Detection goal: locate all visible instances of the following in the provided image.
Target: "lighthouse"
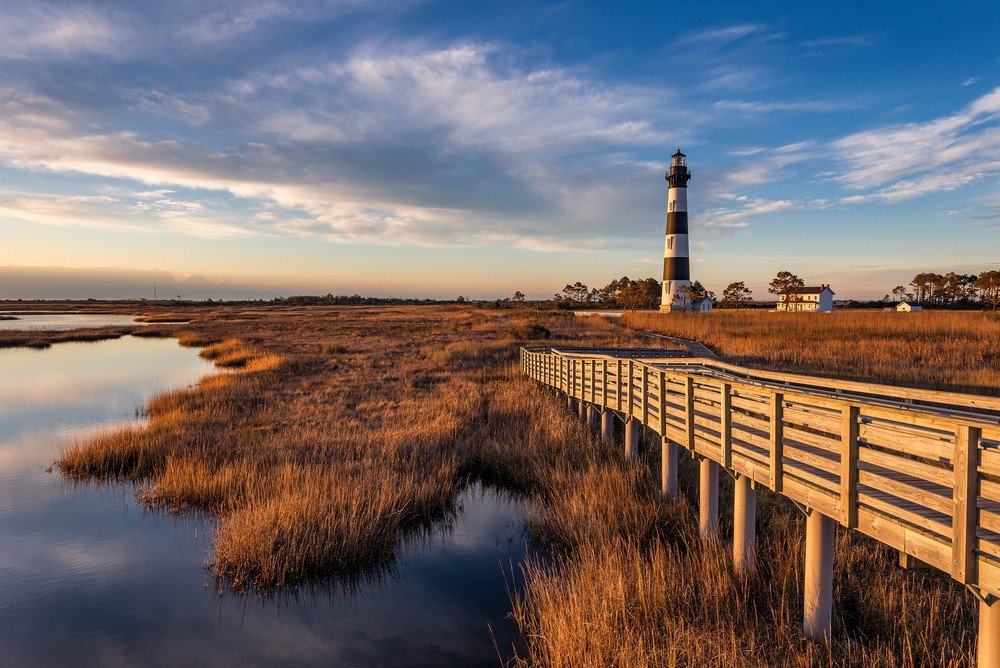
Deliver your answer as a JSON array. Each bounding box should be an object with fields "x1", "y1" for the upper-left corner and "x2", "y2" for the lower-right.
[{"x1": 660, "y1": 149, "x2": 692, "y2": 312}]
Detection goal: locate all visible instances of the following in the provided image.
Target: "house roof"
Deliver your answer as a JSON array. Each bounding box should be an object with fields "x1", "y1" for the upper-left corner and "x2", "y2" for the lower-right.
[
  {"x1": 691, "y1": 297, "x2": 712, "y2": 305},
  {"x1": 785, "y1": 286, "x2": 834, "y2": 295}
]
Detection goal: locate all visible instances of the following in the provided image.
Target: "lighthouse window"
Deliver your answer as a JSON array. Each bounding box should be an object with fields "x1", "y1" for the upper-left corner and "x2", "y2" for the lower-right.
[
  {"x1": 669, "y1": 201, "x2": 675, "y2": 212},
  {"x1": 667, "y1": 237, "x2": 673, "y2": 250}
]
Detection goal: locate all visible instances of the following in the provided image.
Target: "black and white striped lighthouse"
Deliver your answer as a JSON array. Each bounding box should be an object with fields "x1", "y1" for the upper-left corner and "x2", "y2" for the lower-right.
[{"x1": 660, "y1": 149, "x2": 692, "y2": 312}]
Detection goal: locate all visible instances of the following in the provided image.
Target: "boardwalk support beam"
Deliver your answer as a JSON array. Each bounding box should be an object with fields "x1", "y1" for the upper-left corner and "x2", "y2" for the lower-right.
[
  {"x1": 662, "y1": 438, "x2": 678, "y2": 499},
  {"x1": 803, "y1": 510, "x2": 835, "y2": 641},
  {"x1": 733, "y1": 474, "x2": 756, "y2": 573},
  {"x1": 586, "y1": 404, "x2": 600, "y2": 432},
  {"x1": 625, "y1": 418, "x2": 640, "y2": 461},
  {"x1": 979, "y1": 596, "x2": 1000, "y2": 668},
  {"x1": 601, "y1": 409, "x2": 615, "y2": 443}
]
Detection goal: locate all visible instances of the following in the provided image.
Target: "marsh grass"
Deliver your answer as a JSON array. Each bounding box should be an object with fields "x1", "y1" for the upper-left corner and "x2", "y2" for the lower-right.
[
  {"x1": 0, "y1": 325, "x2": 138, "y2": 349},
  {"x1": 622, "y1": 310, "x2": 1000, "y2": 394},
  {"x1": 45, "y1": 304, "x2": 982, "y2": 664}
]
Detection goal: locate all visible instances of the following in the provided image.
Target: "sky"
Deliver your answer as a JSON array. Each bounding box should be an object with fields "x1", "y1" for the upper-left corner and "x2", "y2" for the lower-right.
[{"x1": 0, "y1": 0, "x2": 998, "y2": 301}]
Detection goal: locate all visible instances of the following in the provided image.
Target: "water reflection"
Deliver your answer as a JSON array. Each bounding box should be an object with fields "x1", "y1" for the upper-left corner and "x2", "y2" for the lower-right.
[
  {"x1": 0, "y1": 336, "x2": 526, "y2": 666},
  {"x1": 0, "y1": 313, "x2": 141, "y2": 331}
]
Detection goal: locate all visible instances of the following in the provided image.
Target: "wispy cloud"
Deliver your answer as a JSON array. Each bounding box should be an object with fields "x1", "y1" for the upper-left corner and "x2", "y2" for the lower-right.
[
  {"x1": 963, "y1": 76, "x2": 983, "y2": 87},
  {"x1": 681, "y1": 24, "x2": 770, "y2": 45},
  {"x1": 714, "y1": 99, "x2": 861, "y2": 113},
  {"x1": 0, "y1": 43, "x2": 687, "y2": 249},
  {"x1": 798, "y1": 34, "x2": 877, "y2": 50},
  {"x1": 829, "y1": 86, "x2": 1000, "y2": 201}
]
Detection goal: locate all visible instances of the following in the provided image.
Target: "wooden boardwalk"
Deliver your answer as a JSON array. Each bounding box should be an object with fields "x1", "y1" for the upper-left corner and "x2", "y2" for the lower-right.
[{"x1": 521, "y1": 345, "x2": 1000, "y2": 666}]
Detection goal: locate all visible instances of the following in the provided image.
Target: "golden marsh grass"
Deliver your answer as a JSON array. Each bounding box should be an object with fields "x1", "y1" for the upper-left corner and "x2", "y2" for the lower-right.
[{"x1": 30, "y1": 304, "x2": 985, "y2": 664}]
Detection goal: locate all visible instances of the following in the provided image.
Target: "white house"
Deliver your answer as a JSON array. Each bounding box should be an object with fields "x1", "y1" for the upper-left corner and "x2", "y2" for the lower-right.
[
  {"x1": 896, "y1": 302, "x2": 922, "y2": 312},
  {"x1": 690, "y1": 297, "x2": 714, "y2": 313},
  {"x1": 777, "y1": 285, "x2": 835, "y2": 313}
]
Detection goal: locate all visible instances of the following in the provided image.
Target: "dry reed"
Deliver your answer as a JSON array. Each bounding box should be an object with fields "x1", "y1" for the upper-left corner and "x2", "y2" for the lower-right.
[
  {"x1": 622, "y1": 310, "x2": 1000, "y2": 394},
  {"x1": 37, "y1": 304, "x2": 983, "y2": 664}
]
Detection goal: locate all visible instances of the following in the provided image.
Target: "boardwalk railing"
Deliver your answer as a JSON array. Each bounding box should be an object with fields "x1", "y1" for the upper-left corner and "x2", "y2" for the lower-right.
[{"x1": 521, "y1": 345, "x2": 1000, "y2": 666}]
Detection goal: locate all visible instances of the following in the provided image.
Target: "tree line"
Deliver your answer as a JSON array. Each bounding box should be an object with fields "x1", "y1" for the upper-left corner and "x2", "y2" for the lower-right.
[
  {"x1": 548, "y1": 277, "x2": 759, "y2": 310},
  {"x1": 888, "y1": 271, "x2": 1000, "y2": 310}
]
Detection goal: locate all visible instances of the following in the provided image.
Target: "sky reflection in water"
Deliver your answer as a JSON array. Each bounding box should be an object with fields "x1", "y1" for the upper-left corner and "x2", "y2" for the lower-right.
[{"x1": 0, "y1": 333, "x2": 525, "y2": 666}]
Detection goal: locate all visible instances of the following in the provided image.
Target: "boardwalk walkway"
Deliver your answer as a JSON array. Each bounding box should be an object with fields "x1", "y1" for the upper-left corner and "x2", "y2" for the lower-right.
[{"x1": 521, "y1": 345, "x2": 1000, "y2": 666}]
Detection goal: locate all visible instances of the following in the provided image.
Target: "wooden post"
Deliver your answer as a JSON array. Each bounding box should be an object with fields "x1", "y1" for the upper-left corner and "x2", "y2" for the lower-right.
[
  {"x1": 699, "y1": 458, "x2": 719, "y2": 540},
  {"x1": 840, "y1": 404, "x2": 860, "y2": 528},
  {"x1": 770, "y1": 392, "x2": 784, "y2": 493},
  {"x1": 684, "y1": 376, "x2": 695, "y2": 451},
  {"x1": 588, "y1": 359, "x2": 594, "y2": 404},
  {"x1": 641, "y1": 365, "x2": 649, "y2": 427},
  {"x1": 979, "y1": 596, "x2": 1000, "y2": 668},
  {"x1": 616, "y1": 359, "x2": 622, "y2": 411},
  {"x1": 626, "y1": 360, "x2": 634, "y2": 419},
  {"x1": 953, "y1": 424, "x2": 982, "y2": 584},
  {"x1": 658, "y1": 370, "x2": 667, "y2": 438},
  {"x1": 602, "y1": 359, "x2": 608, "y2": 408},
  {"x1": 662, "y1": 438, "x2": 678, "y2": 499},
  {"x1": 720, "y1": 382, "x2": 732, "y2": 469},
  {"x1": 586, "y1": 403, "x2": 600, "y2": 432},
  {"x1": 734, "y1": 474, "x2": 756, "y2": 573},
  {"x1": 578, "y1": 397, "x2": 587, "y2": 422},
  {"x1": 803, "y1": 510, "x2": 835, "y2": 641},
  {"x1": 601, "y1": 409, "x2": 615, "y2": 443},
  {"x1": 625, "y1": 418, "x2": 639, "y2": 461},
  {"x1": 567, "y1": 394, "x2": 575, "y2": 412}
]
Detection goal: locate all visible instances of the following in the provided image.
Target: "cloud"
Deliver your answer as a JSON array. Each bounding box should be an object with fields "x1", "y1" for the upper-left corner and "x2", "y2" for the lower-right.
[
  {"x1": 682, "y1": 24, "x2": 770, "y2": 45},
  {"x1": 798, "y1": 35, "x2": 877, "y2": 50},
  {"x1": 0, "y1": 5, "x2": 131, "y2": 59},
  {"x1": 701, "y1": 197, "x2": 797, "y2": 234},
  {"x1": 829, "y1": 85, "x2": 1000, "y2": 201},
  {"x1": 714, "y1": 99, "x2": 861, "y2": 113},
  {"x1": 0, "y1": 43, "x2": 686, "y2": 249},
  {"x1": 963, "y1": 76, "x2": 983, "y2": 87}
]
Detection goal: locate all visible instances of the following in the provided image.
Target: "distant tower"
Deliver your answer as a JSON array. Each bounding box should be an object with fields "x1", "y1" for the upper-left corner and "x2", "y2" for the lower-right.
[{"x1": 660, "y1": 149, "x2": 692, "y2": 312}]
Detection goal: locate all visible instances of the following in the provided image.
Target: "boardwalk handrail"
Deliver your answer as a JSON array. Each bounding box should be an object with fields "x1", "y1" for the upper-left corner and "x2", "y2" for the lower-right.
[{"x1": 520, "y1": 345, "x2": 1000, "y2": 663}]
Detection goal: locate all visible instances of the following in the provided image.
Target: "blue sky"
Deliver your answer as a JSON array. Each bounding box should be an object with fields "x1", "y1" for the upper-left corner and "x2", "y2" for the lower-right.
[{"x1": 0, "y1": 0, "x2": 998, "y2": 300}]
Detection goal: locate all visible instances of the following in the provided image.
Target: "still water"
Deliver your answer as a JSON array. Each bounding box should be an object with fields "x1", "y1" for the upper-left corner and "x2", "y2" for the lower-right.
[
  {"x1": 0, "y1": 335, "x2": 525, "y2": 666},
  {"x1": 0, "y1": 313, "x2": 142, "y2": 331}
]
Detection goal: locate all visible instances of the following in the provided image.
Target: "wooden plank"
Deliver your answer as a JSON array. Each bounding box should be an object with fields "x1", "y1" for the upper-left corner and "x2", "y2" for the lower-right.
[
  {"x1": 770, "y1": 392, "x2": 784, "y2": 493},
  {"x1": 782, "y1": 474, "x2": 839, "y2": 518},
  {"x1": 859, "y1": 421, "x2": 952, "y2": 462},
  {"x1": 720, "y1": 382, "x2": 732, "y2": 469},
  {"x1": 783, "y1": 423, "x2": 839, "y2": 454},
  {"x1": 783, "y1": 441, "x2": 840, "y2": 479},
  {"x1": 857, "y1": 467, "x2": 952, "y2": 516},
  {"x1": 685, "y1": 376, "x2": 695, "y2": 451},
  {"x1": 658, "y1": 370, "x2": 667, "y2": 439},
  {"x1": 860, "y1": 487, "x2": 952, "y2": 539},
  {"x1": 783, "y1": 462, "x2": 839, "y2": 495},
  {"x1": 857, "y1": 446, "x2": 951, "y2": 487},
  {"x1": 841, "y1": 404, "x2": 860, "y2": 528},
  {"x1": 953, "y1": 425, "x2": 981, "y2": 584},
  {"x1": 642, "y1": 366, "x2": 649, "y2": 426},
  {"x1": 857, "y1": 508, "x2": 952, "y2": 573},
  {"x1": 602, "y1": 359, "x2": 608, "y2": 409},
  {"x1": 626, "y1": 360, "x2": 634, "y2": 418}
]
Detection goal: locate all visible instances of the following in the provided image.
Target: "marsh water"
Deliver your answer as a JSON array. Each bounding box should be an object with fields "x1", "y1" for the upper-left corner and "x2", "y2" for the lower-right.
[
  {"x1": 0, "y1": 332, "x2": 526, "y2": 666},
  {"x1": 0, "y1": 313, "x2": 142, "y2": 331}
]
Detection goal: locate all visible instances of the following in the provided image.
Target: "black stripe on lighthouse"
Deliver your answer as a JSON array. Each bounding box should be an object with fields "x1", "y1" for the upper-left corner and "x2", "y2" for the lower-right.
[
  {"x1": 666, "y1": 211, "x2": 688, "y2": 235},
  {"x1": 663, "y1": 257, "x2": 690, "y2": 281}
]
